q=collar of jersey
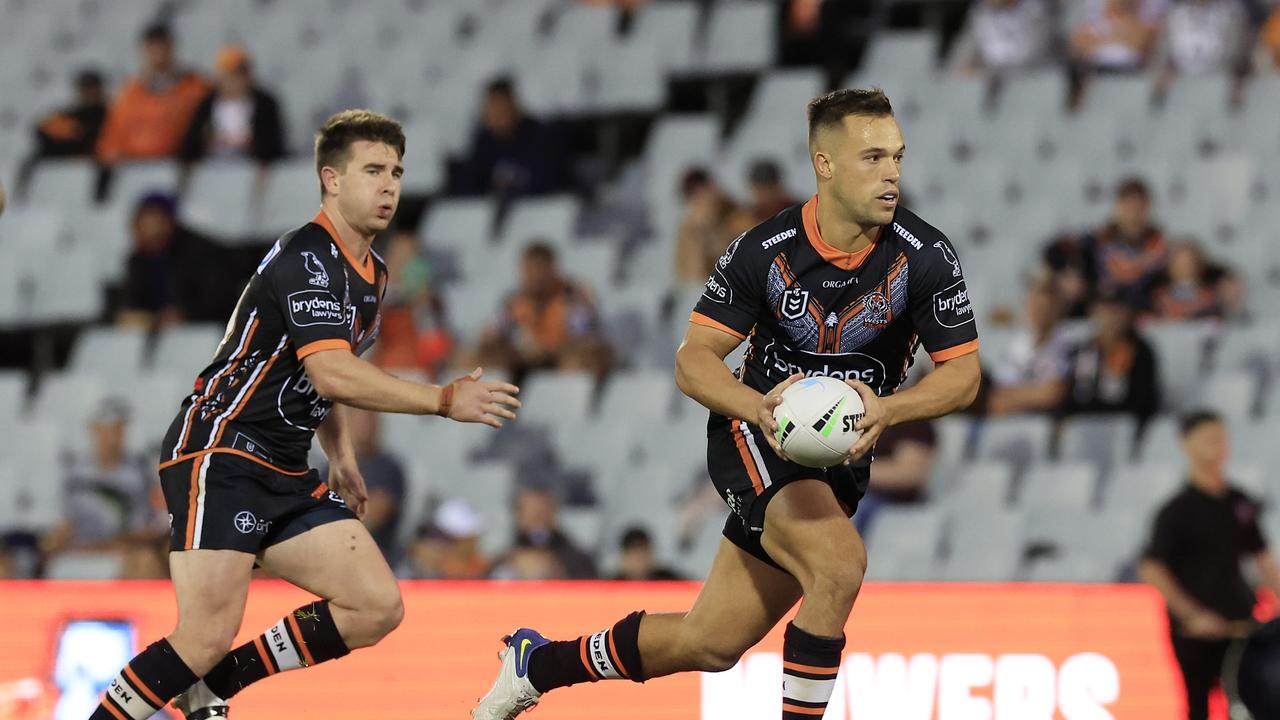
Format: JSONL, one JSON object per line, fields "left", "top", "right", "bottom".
{"left": 312, "top": 208, "right": 376, "bottom": 284}
{"left": 802, "top": 195, "right": 880, "bottom": 272}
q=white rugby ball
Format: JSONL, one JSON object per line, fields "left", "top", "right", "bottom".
{"left": 772, "top": 376, "right": 865, "bottom": 468}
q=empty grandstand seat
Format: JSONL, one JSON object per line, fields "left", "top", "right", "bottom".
{"left": 435, "top": 462, "right": 517, "bottom": 556}
{"left": 24, "top": 158, "right": 96, "bottom": 210}
{"left": 938, "top": 460, "right": 1015, "bottom": 511}
{"left": 44, "top": 551, "right": 124, "bottom": 580}
{"left": 859, "top": 30, "right": 938, "bottom": 82}
{"left": 1018, "top": 462, "right": 1100, "bottom": 510}
{"left": 972, "top": 415, "right": 1052, "bottom": 475}
{"left": 108, "top": 160, "right": 181, "bottom": 208}
{"left": 866, "top": 506, "right": 946, "bottom": 560}
{"left": 598, "top": 370, "right": 675, "bottom": 424}
{"left": 630, "top": 0, "right": 699, "bottom": 75}
{"left": 496, "top": 195, "right": 579, "bottom": 249}
{"left": 518, "top": 371, "right": 596, "bottom": 427}
{"left": 68, "top": 326, "right": 148, "bottom": 376}
{"left": 259, "top": 159, "right": 323, "bottom": 236}
{"left": 1144, "top": 321, "right": 1214, "bottom": 408}
{"left": 180, "top": 161, "right": 262, "bottom": 242}
{"left": 941, "top": 508, "right": 1025, "bottom": 581}
{"left": 700, "top": 1, "right": 775, "bottom": 74}
{"left": 151, "top": 323, "right": 223, "bottom": 374}
{"left": 1057, "top": 414, "right": 1138, "bottom": 469}
{"left": 1102, "top": 463, "right": 1181, "bottom": 518}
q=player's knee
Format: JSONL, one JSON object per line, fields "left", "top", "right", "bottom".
{"left": 805, "top": 552, "right": 865, "bottom": 607}
{"left": 169, "top": 626, "right": 237, "bottom": 674}
{"left": 688, "top": 640, "right": 745, "bottom": 673}
{"left": 364, "top": 585, "right": 404, "bottom": 642}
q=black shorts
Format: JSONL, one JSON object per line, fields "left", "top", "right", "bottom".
{"left": 159, "top": 451, "right": 356, "bottom": 554}
{"left": 707, "top": 418, "right": 869, "bottom": 570}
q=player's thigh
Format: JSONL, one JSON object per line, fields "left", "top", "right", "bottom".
{"left": 678, "top": 538, "right": 802, "bottom": 662}
{"left": 760, "top": 478, "right": 867, "bottom": 589}
{"left": 257, "top": 518, "right": 399, "bottom": 610}
{"left": 169, "top": 549, "right": 256, "bottom": 643}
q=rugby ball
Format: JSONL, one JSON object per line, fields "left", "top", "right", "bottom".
{"left": 772, "top": 376, "right": 865, "bottom": 468}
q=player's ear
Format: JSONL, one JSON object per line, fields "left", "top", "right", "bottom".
{"left": 320, "top": 165, "right": 341, "bottom": 196}
{"left": 813, "top": 150, "right": 834, "bottom": 181}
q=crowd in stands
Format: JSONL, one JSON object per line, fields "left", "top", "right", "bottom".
{"left": 4, "top": 0, "right": 1280, "bottom": 585}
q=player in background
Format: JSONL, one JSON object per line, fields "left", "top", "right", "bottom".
{"left": 474, "top": 89, "right": 980, "bottom": 720}
{"left": 88, "top": 110, "right": 521, "bottom": 720}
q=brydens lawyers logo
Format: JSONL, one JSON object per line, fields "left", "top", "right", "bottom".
{"left": 288, "top": 290, "right": 346, "bottom": 327}
{"left": 933, "top": 280, "right": 973, "bottom": 328}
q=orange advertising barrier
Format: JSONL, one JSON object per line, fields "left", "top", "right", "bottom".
{"left": 1, "top": 581, "right": 1183, "bottom": 719}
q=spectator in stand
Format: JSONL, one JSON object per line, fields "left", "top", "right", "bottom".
{"left": 741, "top": 159, "right": 798, "bottom": 226}
{"left": 673, "top": 167, "right": 751, "bottom": 288}
{"left": 1145, "top": 240, "right": 1237, "bottom": 321}
{"left": 853, "top": 421, "right": 939, "bottom": 536}
{"left": 457, "top": 77, "right": 569, "bottom": 198}
{"left": 952, "top": 0, "right": 1057, "bottom": 75}
{"left": 1140, "top": 410, "right": 1280, "bottom": 720}
{"left": 22, "top": 70, "right": 107, "bottom": 172}
{"left": 1059, "top": 291, "right": 1161, "bottom": 426}
{"left": 982, "top": 277, "right": 1071, "bottom": 415}
{"left": 373, "top": 229, "right": 454, "bottom": 379}
{"left": 611, "top": 527, "right": 681, "bottom": 581}
{"left": 1256, "top": 5, "right": 1280, "bottom": 71}
{"left": 1157, "top": 0, "right": 1249, "bottom": 79}
{"left": 1044, "top": 177, "right": 1169, "bottom": 310}
{"left": 115, "top": 193, "right": 222, "bottom": 328}
{"left": 326, "top": 408, "right": 407, "bottom": 563}
{"left": 466, "top": 242, "right": 612, "bottom": 383}
{"left": 402, "top": 499, "right": 490, "bottom": 580}
{"left": 1070, "top": 0, "right": 1161, "bottom": 73}
{"left": 503, "top": 487, "right": 596, "bottom": 579}
{"left": 41, "top": 398, "right": 160, "bottom": 559}
{"left": 95, "top": 23, "right": 210, "bottom": 164}
{"left": 179, "top": 45, "right": 285, "bottom": 165}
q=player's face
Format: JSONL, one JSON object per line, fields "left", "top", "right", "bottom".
{"left": 1183, "top": 421, "right": 1229, "bottom": 470}
{"left": 820, "top": 115, "right": 904, "bottom": 229}
{"left": 334, "top": 140, "right": 403, "bottom": 235}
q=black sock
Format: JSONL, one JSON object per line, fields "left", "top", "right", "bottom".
{"left": 202, "top": 600, "right": 350, "bottom": 700}
{"left": 527, "top": 611, "right": 646, "bottom": 693}
{"left": 781, "top": 622, "right": 845, "bottom": 719}
{"left": 89, "top": 639, "right": 199, "bottom": 720}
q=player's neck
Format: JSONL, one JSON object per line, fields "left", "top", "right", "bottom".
{"left": 815, "top": 193, "right": 879, "bottom": 254}
{"left": 320, "top": 202, "right": 373, "bottom": 264}
{"left": 1188, "top": 466, "right": 1227, "bottom": 496}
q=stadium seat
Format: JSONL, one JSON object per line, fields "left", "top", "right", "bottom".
{"left": 0, "top": 370, "right": 29, "bottom": 425}
{"left": 644, "top": 114, "right": 721, "bottom": 224}
{"left": 599, "top": 460, "right": 683, "bottom": 568}
{"left": 558, "top": 241, "right": 617, "bottom": 286}
{"left": 1143, "top": 321, "right": 1214, "bottom": 408}
{"left": 629, "top": 0, "right": 700, "bottom": 76}
{"left": 438, "top": 462, "right": 517, "bottom": 556}
{"left": 518, "top": 371, "right": 597, "bottom": 428}
{"left": 972, "top": 415, "right": 1052, "bottom": 476}
{"left": 24, "top": 158, "right": 96, "bottom": 212}
{"left": 938, "top": 460, "right": 1015, "bottom": 511}
{"left": 1026, "top": 555, "right": 1111, "bottom": 583}
{"left": 421, "top": 197, "right": 496, "bottom": 253}
{"left": 1057, "top": 414, "right": 1138, "bottom": 469}
{"left": 589, "top": 39, "right": 666, "bottom": 114}
{"left": 1017, "top": 462, "right": 1100, "bottom": 511}
{"left": 108, "top": 160, "right": 181, "bottom": 208}
{"left": 398, "top": 121, "right": 445, "bottom": 196}
{"left": 29, "top": 246, "right": 102, "bottom": 324}
{"left": 552, "top": 418, "right": 639, "bottom": 478}
{"left": 180, "top": 161, "right": 263, "bottom": 242}
{"left": 68, "top": 326, "right": 148, "bottom": 377}
{"left": 44, "top": 552, "right": 124, "bottom": 581}
{"left": 866, "top": 506, "right": 945, "bottom": 561}
{"left": 1081, "top": 75, "right": 1156, "bottom": 120}
{"left": 496, "top": 195, "right": 579, "bottom": 250}
{"left": 9, "top": 419, "right": 61, "bottom": 529}
{"left": 941, "top": 509, "right": 1025, "bottom": 581}
{"left": 859, "top": 30, "right": 938, "bottom": 82}
{"left": 699, "top": 1, "right": 776, "bottom": 74}
{"left": 151, "top": 323, "right": 223, "bottom": 374}
{"left": 598, "top": 370, "right": 675, "bottom": 424}
{"left": 1195, "top": 372, "right": 1258, "bottom": 422}
{"left": 258, "top": 159, "right": 323, "bottom": 236}
{"left": 558, "top": 507, "right": 605, "bottom": 552}
{"left": 1102, "top": 463, "right": 1181, "bottom": 517}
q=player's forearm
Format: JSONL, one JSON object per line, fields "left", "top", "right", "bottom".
{"left": 675, "top": 343, "right": 764, "bottom": 423}
{"left": 882, "top": 354, "right": 980, "bottom": 426}
{"left": 306, "top": 351, "right": 443, "bottom": 415}
{"left": 1254, "top": 552, "right": 1280, "bottom": 599}
{"left": 1138, "top": 559, "right": 1205, "bottom": 622}
{"left": 316, "top": 404, "right": 355, "bottom": 462}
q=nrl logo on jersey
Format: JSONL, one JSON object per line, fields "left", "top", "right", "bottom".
{"left": 863, "top": 291, "right": 891, "bottom": 329}
{"left": 780, "top": 288, "right": 810, "bottom": 320}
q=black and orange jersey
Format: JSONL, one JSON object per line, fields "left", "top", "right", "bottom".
{"left": 159, "top": 210, "right": 387, "bottom": 475}
{"left": 691, "top": 196, "right": 979, "bottom": 414}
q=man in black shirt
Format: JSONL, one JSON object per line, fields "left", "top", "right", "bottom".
{"left": 1139, "top": 410, "right": 1280, "bottom": 720}
{"left": 476, "top": 88, "right": 981, "bottom": 720}
{"left": 88, "top": 110, "right": 521, "bottom": 720}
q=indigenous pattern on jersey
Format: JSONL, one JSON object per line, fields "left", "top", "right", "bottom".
{"left": 160, "top": 210, "right": 387, "bottom": 474}
{"left": 692, "top": 196, "right": 979, "bottom": 409}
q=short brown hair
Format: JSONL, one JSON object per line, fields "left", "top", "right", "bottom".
{"left": 807, "top": 88, "right": 894, "bottom": 143}
{"left": 314, "top": 109, "right": 406, "bottom": 196}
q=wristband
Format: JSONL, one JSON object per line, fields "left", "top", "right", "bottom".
{"left": 435, "top": 375, "right": 476, "bottom": 418}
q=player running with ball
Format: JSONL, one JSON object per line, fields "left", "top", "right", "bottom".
{"left": 88, "top": 110, "right": 520, "bottom": 720}
{"left": 475, "top": 89, "right": 981, "bottom": 719}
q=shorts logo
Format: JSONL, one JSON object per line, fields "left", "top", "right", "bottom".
{"left": 864, "top": 291, "right": 890, "bottom": 329}
{"left": 781, "top": 288, "right": 810, "bottom": 320}
{"left": 301, "top": 251, "right": 330, "bottom": 287}
{"left": 328, "top": 490, "right": 347, "bottom": 505}
{"left": 934, "top": 241, "right": 962, "bottom": 278}
{"left": 933, "top": 280, "right": 974, "bottom": 328}
{"left": 234, "top": 511, "right": 258, "bottom": 534}
{"left": 288, "top": 290, "right": 346, "bottom": 327}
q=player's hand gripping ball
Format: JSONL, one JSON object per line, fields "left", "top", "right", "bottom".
{"left": 772, "top": 376, "right": 865, "bottom": 468}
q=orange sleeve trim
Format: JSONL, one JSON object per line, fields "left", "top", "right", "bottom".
{"left": 296, "top": 338, "right": 351, "bottom": 360}
{"left": 158, "top": 449, "right": 312, "bottom": 477}
{"left": 929, "top": 339, "right": 980, "bottom": 363}
{"left": 689, "top": 312, "right": 747, "bottom": 341}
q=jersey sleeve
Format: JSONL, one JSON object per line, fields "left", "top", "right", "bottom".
{"left": 908, "top": 234, "right": 979, "bottom": 362}
{"left": 689, "top": 234, "right": 761, "bottom": 340}
{"left": 270, "top": 240, "right": 352, "bottom": 360}
{"left": 1241, "top": 495, "right": 1267, "bottom": 555}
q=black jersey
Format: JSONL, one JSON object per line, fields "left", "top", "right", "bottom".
{"left": 691, "top": 196, "right": 979, "bottom": 413}
{"left": 160, "top": 210, "right": 387, "bottom": 474}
